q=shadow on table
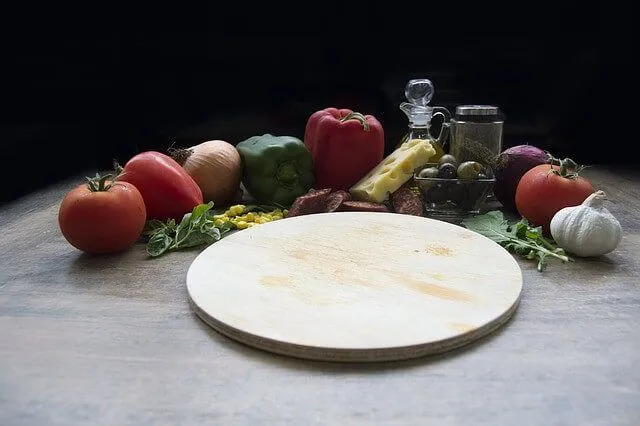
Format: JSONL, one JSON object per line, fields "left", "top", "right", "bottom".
{"left": 190, "top": 303, "right": 523, "bottom": 374}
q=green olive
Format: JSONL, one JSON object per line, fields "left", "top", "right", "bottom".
{"left": 457, "top": 161, "right": 484, "bottom": 180}
{"left": 418, "top": 167, "right": 439, "bottom": 179}
{"left": 438, "top": 154, "right": 458, "bottom": 168}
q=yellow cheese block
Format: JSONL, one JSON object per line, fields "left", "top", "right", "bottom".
{"left": 349, "top": 138, "right": 436, "bottom": 203}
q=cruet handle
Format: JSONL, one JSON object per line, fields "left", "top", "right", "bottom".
{"left": 430, "top": 106, "right": 452, "bottom": 147}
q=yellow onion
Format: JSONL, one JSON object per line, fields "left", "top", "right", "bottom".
{"left": 170, "top": 140, "right": 242, "bottom": 206}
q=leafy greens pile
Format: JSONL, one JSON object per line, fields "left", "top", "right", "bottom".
{"left": 462, "top": 211, "right": 572, "bottom": 271}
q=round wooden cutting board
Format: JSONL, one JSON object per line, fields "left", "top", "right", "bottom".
{"left": 186, "top": 212, "right": 523, "bottom": 362}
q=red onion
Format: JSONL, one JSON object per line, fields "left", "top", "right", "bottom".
{"left": 494, "top": 144, "right": 550, "bottom": 212}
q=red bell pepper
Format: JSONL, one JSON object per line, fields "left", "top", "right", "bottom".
{"left": 304, "top": 108, "right": 385, "bottom": 191}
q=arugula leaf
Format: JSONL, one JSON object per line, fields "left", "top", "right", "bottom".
{"left": 143, "top": 202, "right": 225, "bottom": 258}
{"left": 462, "top": 211, "right": 573, "bottom": 272}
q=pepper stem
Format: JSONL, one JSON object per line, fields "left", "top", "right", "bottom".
{"left": 340, "top": 112, "right": 370, "bottom": 131}
{"left": 276, "top": 162, "right": 299, "bottom": 186}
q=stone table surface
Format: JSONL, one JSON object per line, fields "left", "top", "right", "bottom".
{"left": 1, "top": 165, "right": 639, "bottom": 426}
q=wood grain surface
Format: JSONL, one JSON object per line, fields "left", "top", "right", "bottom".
{"left": 187, "top": 212, "right": 523, "bottom": 362}
{"left": 1, "top": 165, "right": 639, "bottom": 425}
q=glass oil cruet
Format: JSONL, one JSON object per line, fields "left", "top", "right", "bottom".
{"left": 398, "top": 78, "right": 451, "bottom": 163}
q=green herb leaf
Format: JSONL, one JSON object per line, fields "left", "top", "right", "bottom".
{"left": 143, "top": 219, "right": 174, "bottom": 236}
{"left": 462, "top": 211, "right": 573, "bottom": 272}
{"left": 147, "top": 232, "right": 174, "bottom": 257}
{"left": 177, "top": 226, "right": 221, "bottom": 249}
{"left": 143, "top": 202, "right": 231, "bottom": 258}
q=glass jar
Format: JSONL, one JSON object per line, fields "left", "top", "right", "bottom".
{"left": 449, "top": 105, "right": 504, "bottom": 169}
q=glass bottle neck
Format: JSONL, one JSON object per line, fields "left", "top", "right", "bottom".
{"left": 407, "top": 124, "right": 432, "bottom": 140}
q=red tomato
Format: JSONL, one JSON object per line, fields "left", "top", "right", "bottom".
{"left": 515, "top": 164, "right": 595, "bottom": 234}
{"left": 58, "top": 180, "right": 146, "bottom": 254}
{"left": 118, "top": 151, "right": 203, "bottom": 221}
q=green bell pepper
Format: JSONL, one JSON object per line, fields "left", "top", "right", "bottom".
{"left": 236, "top": 134, "right": 315, "bottom": 207}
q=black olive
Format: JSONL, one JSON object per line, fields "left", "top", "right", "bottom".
{"left": 417, "top": 167, "right": 439, "bottom": 179}
{"left": 437, "top": 163, "right": 457, "bottom": 179}
{"left": 438, "top": 154, "right": 459, "bottom": 169}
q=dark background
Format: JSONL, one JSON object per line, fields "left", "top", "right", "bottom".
{"left": 1, "top": 5, "right": 636, "bottom": 203}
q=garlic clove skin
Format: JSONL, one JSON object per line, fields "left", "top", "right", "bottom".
{"left": 550, "top": 190, "right": 622, "bottom": 258}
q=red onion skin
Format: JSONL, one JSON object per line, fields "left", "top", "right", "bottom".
{"left": 494, "top": 145, "right": 549, "bottom": 212}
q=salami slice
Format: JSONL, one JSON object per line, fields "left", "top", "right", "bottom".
{"left": 323, "top": 190, "right": 351, "bottom": 213}
{"left": 286, "top": 188, "right": 333, "bottom": 217}
{"left": 338, "top": 201, "right": 390, "bottom": 213}
{"left": 391, "top": 186, "right": 424, "bottom": 217}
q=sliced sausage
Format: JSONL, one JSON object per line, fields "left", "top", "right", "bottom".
{"left": 287, "top": 188, "right": 333, "bottom": 217}
{"left": 338, "top": 201, "right": 390, "bottom": 213}
{"left": 391, "top": 186, "right": 424, "bottom": 216}
{"left": 323, "top": 190, "right": 351, "bottom": 213}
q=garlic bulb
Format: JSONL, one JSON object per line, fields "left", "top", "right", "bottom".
{"left": 550, "top": 190, "right": 622, "bottom": 257}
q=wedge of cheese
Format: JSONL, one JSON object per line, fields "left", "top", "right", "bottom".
{"left": 349, "top": 138, "right": 436, "bottom": 203}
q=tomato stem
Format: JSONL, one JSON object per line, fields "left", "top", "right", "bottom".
{"left": 546, "top": 154, "right": 586, "bottom": 179}
{"left": 85, "top": 160, "right": 126, "bottom": 192}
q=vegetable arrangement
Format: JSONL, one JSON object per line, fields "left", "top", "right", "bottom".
{"left": 463, "top": 148, "right": 623, "bottom": 270}
{"left": 56, "top": 101, "right": 623, "bottom": 272}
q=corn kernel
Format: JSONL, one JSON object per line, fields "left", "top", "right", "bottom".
{"left": 283, "top": 209, "right": 289, "bottom": 217}
{"left": 254, "top": 217, "right": 264, "bottom": 224}
{"left": 245, "top": 212, "right": 255, "bottom": 222}
{"left": 224, "top": 205, "right": 242, "bottom": 217}
{"left": 236, "top": 220, "right": 248, "bottom": 229}
{"left": 246, "top": 222, "right": 256, "bottom": 228}
{"left": 271, "top": 214, "right": 283, "bottom": 220}
{"left": 213, "top": 214, "right": 226, "bottom": 220}
{"left": 214, "top": 218, "right": 226, "bottom": 227}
